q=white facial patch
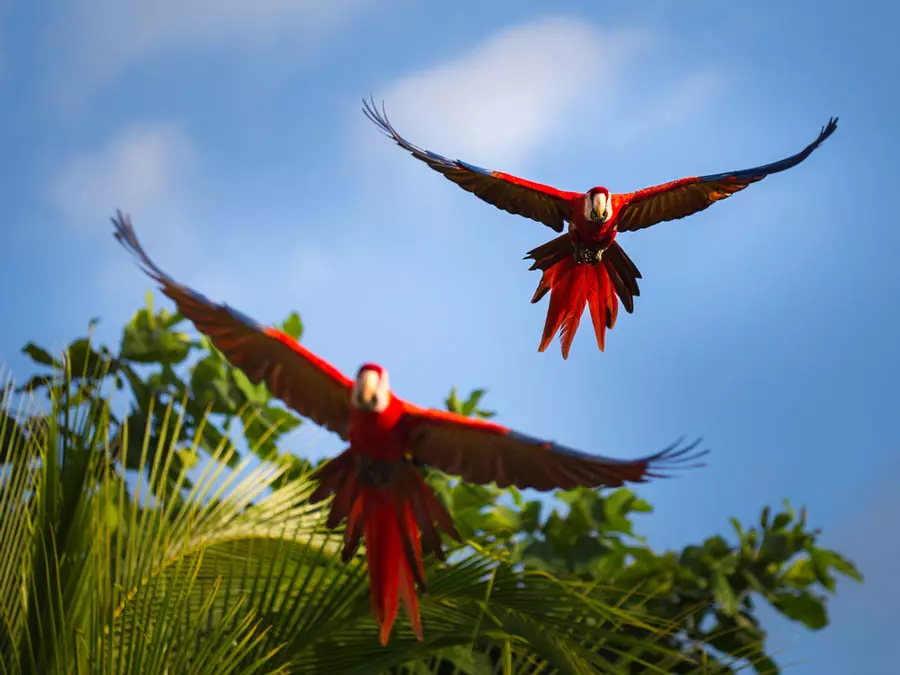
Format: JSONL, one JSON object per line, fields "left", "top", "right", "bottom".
{"left": 353, "top": 368, "right": 391, "bottom": 412}
{"left": 584, "top": 191, "right": 610, "bottom": 222}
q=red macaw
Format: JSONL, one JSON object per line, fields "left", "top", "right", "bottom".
{"left": 112, "top": 211, "right": 707, "bottom": 645}
{"left": 363, "top": 99, "right": 838, "bottom": 359}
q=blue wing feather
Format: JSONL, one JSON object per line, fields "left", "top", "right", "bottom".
{"left": 363, "top": 97, "right": 483, "bottom": 173}
{"left": 701, "top": 117, "right": 838, "bottom": 184}
{"left": 111, "top": 210, "right": 266, "bottom": 331}
{"left": 111, "top": 210, "right": 354, "bottom": 439}
{"left": 505, "top": 430, "right": 708, "bottom": 479}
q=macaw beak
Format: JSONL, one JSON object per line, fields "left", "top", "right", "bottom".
{"left": 356, "top": 371, "right": 381, "bottom": 411}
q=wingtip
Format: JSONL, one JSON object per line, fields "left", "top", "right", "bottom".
{"left": 110, "top": 208, "right": 130, "bottom": 235}
{"left": 109, "top": 209, "right": 181, "bottom": 292}
{"left": 361, "top": 93, "right": 382, "bottom": 114}
{"left": 362, "top": 95, "right": 404, "bottom": 144}
{"left": 111, "top": 209, "right": 141, "bottom": 259}
{"left": 644, "top": 436, "right": 710, "bottom": 479}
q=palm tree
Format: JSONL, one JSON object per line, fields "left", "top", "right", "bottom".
{"left": 0, "top": 372, "right": 714, "bottom": 675}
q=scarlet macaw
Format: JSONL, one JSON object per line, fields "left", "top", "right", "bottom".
{"left": 112, "top": 211, "right": 707, "bottom": 645}
{"left": 363, "top": 100, "right": 838, "bottom": 359}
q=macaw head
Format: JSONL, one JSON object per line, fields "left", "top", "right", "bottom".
{"left": 584, "top": 187, "right": 612, "bottom": 223}
{"left": 352, "top": 363, "right": 391, "bottom": 413}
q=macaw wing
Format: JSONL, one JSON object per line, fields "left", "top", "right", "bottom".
{"left": 112, "top": 211, "right": 354, "bottom": 439}
{"left": 615, "top": 117, "right": 838, "bottom": 233}
{"left": 400, "top": 404, "right": 706, "bottom": 491}
{"left": 363, "top": 98, "right": 577, "bottom": 233}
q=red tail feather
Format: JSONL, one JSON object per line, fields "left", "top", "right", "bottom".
{"left": 527, "top": 237, "right": 640, "bottom": 358}
{"left": 361, "top": 490, "right": 424, "bottom": 645}
{"left": 312, "top": 451, "right": 460, "bottom": 644}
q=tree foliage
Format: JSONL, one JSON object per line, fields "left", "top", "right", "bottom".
{"left": 4, "top": 376, "right": 697, "bottom": 674}
{"left": 0, "top": 296, "right": 862, "bottom": 674}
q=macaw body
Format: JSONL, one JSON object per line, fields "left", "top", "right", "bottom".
{"left": 364, "top": 99, "right": 838, "bottom": 359}
{"left": 112, "top": 212, "right": 706, "bottom": 644}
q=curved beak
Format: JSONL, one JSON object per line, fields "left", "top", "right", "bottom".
{"left": 356, "top": 370, "right": 381, "bottom": 411}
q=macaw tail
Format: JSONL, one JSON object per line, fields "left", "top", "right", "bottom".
{"left": 524, "top": 235, "right": 642, "bottom": 359}
{"left": 310, "top": 451, "right": 461, "bottom": 645}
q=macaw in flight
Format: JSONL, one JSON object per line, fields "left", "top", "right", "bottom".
{"left": 112, "top": 211, "right": 707, "bottom": 645}
{"left": 363, "top": 99, "right": 838, "bottom": 359}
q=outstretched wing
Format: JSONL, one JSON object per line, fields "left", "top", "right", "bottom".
{"left": 615, "top": 117, "right": 838, "bottom": 233}
{"left": 112, "top": 211, "right": 354, "bottom": 439}
{"left": 363, "top": 98, "right": 578, "bottom": 233}
{"left": 400, "top": 404, "right": 706, "bottom": 491}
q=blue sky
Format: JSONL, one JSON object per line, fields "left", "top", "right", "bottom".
{"left": 1, "top": 0, "right": 898, "bottom": 671}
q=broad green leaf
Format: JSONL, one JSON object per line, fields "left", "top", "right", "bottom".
{"left": 772, "top": 591, "right": 829, "bottom": 630}
{"left": 191, "top": 355, "right": 242, "bottom": 415}
{"left": 772, "top": 511, "right": 792, "bottom": 530}
{"left": 121, "top": 307, "right": 192, "bottom": 364}
{"left": 22, "top": 341, "right": 58, "bottom": 366}
{"left": 781, "top": 558, "right": 816, "bottom": 587}
{"left": 826, "top": 550, "right": 864, "bottom": 583}
{"left": 232, "top": 367, "right": 270, "bottom": 406}
{"left": 281, "top": 311, "right": 304, "bottom": 340}
{"left": 484, "top": 505, "right": 520, "bottom": 535}
{"left": 65, "top": 338, "right": 111, "bottom": 378}
{"left": 445, "top": 387, "right": 462, "bottom": 415}
{"left": 520, "top": 501, "right": 542, "bottom": 533}
{"left": 602, "top": 489, "right": 638, "bottom": 535}
{"left": 14, "top": 374, "right": 56, "bottom": 393}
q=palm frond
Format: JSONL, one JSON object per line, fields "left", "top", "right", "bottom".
{"left": 0, "top": 363, "right": 723, "bottom": 674}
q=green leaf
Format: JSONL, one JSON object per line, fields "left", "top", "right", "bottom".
{"left": 230, "top": 367, "right": 269, "bottom": 406}
{"left": 14, "top": 375, "right": 56, "bottom": 393}
{"left": 242, "top": 405, "right": 302, "bottom": 460}
{"left": 462, "top": 388, "right": 487, "bottom": 416}
{"left": 602, "top": 489, "right": 638, "bottom": 535}
{"left": 22, "top": 342, "right": 59, "bottom": 367}
{"left": 809, "top": 547, "right": 837, "bottom": 592}
{"left": 160, "top": 309, "right": 185, "bottom": 329}
{"left": 826, "top": 550, "right": 864, "bottom": 583}
{"left": 484, "top": 505, "right": 521, "bottom": 535}
{"left": 521, "top": 540, "right": 562, "bottom": 572}
{"left": 520, "top": 501, "right": 542, "bottom": 533}
{"left": 445, "top": 387, "right": 462, "bottom": 415}
{"left": 120, "top": 308, "right": 192, "bottom": 364}
{"left": 191, "top": 356, "right": 241, "bottom": 415}
{"left": 704, "top": 535, "right": 730, "bottom": 559}
{"left": 281, "top": 311, "right": 304, "bottom": 340}
{"left": 773, "top": 591, "right": 829, "bottom": 630}
{"left": 772, "top": 511, "right": 792, "bottom": 530}
{"left": 713, "top": 570, "right": 738, "bottom": 615}
{"left": 445, "top": 387, "right": 496, "bottom": 419}
{"left": 781, "top": 558, "right": 817, "bottom": 588}
{"left": 65, "top": 338, "right": 112, "bottom": 379}
{"left": 629, "top": 497, "right": 653, "bottom": 514}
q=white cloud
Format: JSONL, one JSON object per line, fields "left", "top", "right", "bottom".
{"left": 371, "top": 17, "right": 652, "bottom": 170}
{"left": 50, "top": 124, "right": 193, "bottom": 230}
{"left": 597, "top": 69, "right": 725, "bottom": 152}
{"left": 54, "top": 0, "right": 366, "bottom": 96}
